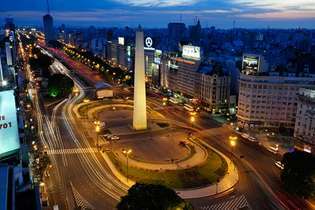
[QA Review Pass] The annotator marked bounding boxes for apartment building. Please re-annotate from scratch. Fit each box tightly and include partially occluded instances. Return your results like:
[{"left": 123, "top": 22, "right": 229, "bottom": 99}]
[
  {"left": 237, "top": 73, "right": 315, "bottom": 128},
  {"left": 294, "top": 88, "right": 315, "bottom": 153}
]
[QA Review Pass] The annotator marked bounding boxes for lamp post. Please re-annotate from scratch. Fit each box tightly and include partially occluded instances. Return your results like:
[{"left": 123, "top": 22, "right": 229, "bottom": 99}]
[
  {"left": 190, "top": 116, "right": 195, "bottom": 128},
  {"left": 95, "top": 120, "right": 101, "bottom": 149},
  {"left": 229, "top": 136, "right": 237, "bottom": 153},
  {"left": 229, "top": 135, "right": 237, "bottom": 171},
  {"left": 122, "top": 148, "right": 132, "bottom": 183}
]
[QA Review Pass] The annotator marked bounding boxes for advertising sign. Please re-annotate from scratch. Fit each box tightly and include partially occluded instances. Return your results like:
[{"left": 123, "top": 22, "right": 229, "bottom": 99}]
[
  {"left": 154, "top": 50, "right": 162, "bottom": 64},
  {"left": 118, "top": 37, "right": 125, "bottom": 46},
  {"left": 145, "top": 37, "right": 153, "bottom": 48},
  {"left": 242, "top": 55, "right": 260, "bottom": 73},
  {"left": 0, "top": 90, "right": 20, "bottom": 158},
  {"left": 182, "top": 45, "right": 200, "bottom": 60}
]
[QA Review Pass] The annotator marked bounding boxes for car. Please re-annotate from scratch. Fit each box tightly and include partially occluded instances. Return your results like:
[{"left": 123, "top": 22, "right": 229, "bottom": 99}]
[
  {"left": 248, "top": 136, "right": 258, "bottom": 142},
  {"left": 275, "top": 161, "right": 284, "bottom": 170},
  {"left": 111, "top": 135, "right": 120, "bottom": 141},
  {"left": 103, "top": 134, "right": 113, "bottom": 139},
  {"left": 241, "top": 133, "right": 249, "bottom": 139}
]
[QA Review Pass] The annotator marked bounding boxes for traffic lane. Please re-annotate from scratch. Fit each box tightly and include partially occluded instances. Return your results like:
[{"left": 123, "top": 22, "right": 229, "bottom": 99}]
[
  {"left": 65, "top": 153, "right": 117, "bottom": 210},
  {"left": 202, "top": 134, "right": 279, "bottom": 210},
  {"left": 199, "top": 127, "right": 309, "bottom": 209}
]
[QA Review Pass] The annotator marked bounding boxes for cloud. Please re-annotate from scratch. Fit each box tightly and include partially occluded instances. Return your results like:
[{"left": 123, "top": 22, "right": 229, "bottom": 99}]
[
  {"left": 0, "top": 8, "right": 239, "bottom": 22},
  {"left": 240, "top": 10, "right": 315, "bottom": 19},
  {"left": 111, "top": 0, "right": 200, "bottom": 7},
  {"left": 230, "top": 0, "right": 315, "bottom": 10}
]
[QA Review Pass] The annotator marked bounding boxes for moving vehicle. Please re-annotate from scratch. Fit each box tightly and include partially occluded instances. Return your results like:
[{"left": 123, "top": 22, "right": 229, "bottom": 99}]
[
  {"left": 184, "top": 104, "right": 195, "bottom": 112},
  {"left": 275, "top": 161, "right": 284, "bottom": 170},
  {"left": 94, "top": 82, "right": 113, "bottom": 99}
]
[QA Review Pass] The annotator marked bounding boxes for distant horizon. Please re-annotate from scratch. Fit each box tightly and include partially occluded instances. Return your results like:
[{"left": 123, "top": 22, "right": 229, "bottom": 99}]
[
  {"left": 3, "top": 17, "right": 315, "bottom": 30},
  {"left": 1, "top": 0, "right": 315, "bottom": 29}
]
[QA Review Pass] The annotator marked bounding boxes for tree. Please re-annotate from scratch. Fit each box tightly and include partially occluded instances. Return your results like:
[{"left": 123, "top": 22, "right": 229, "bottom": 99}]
[
  {"left": 47, "top": 74, "right": 74, "bottom": 98},
  {"left": 281, "top": 151, "right": 315, "bottom": 198},
  {"left": 117, "top": 183, "right": 193, "bottom": 210},
  {"left": 29, "top": 48, "right": 54, "bottom": 78}
]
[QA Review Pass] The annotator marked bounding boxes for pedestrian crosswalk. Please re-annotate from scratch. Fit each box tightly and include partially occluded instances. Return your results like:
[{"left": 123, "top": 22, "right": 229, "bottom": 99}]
[
  {"left": 70, "top": 182, "right": 95, "bottom": 210},
  {"left": 46, "top": 148, "right": 98, "bottom": 155},
  {"left": 200, "top": 195, "right": 250, "bottom": 210}
]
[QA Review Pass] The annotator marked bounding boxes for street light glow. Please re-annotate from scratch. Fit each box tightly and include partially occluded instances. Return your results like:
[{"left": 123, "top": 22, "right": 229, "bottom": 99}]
[
  {"left": 122, "top": 148, "right": 132, "bottom": 155},
  {"left": 229, "top": 136, "right": 238, "bottom": 147}
]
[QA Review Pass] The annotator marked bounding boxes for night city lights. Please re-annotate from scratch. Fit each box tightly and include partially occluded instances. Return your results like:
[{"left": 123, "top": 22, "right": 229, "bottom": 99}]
[{"left": 0, "top": 0, "right": 315, "bottom": 210}]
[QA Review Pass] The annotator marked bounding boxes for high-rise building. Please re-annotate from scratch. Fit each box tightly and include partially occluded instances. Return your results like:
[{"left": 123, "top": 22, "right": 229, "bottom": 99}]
[
  {"left": 237, "top": 73, "right": 315, "bottom": 129},
  {"left": 4, "top": 18, "right": 15, "bottom": 33},
  {"left": 189, "top": 19, "right": 202, "bottom": 44},
  {"left": 294, "top": 88, "right": 315, "bottom": 153},
  {"left": 168, "top": 22, "right": 186, "bottom": 41},
  {"left": 160, "top": 53, "right": 230, "bottom": 111},
  {"left": 43, "top": 14, "right": 54, "bottom": 44}
]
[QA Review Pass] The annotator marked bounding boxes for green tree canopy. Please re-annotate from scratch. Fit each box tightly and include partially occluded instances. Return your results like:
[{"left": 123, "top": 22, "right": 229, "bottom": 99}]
[
  {"left": 281, "top": 151, "right": 315, "bottom": 198},
  {"left": 29, "top": 47, "right": 54, "bottom": 78},
  {"left": 47, "top": 74, "right": 74, "bottom": 98},
  {"left": 117, "top": 183, "right": 193, "bottom": 210}
]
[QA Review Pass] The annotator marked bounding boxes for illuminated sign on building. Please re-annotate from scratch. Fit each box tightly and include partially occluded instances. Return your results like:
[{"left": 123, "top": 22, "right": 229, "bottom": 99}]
[
  {"left": 154, "top": 50, "right": 162, "bottom": 64},
  {"left": 145, "top": 37, "right": 153, "bottom": 48},
  {"left": 118, "top": 37, "right": 125, "bottom": 46},
  {"left": 182, "top": 45, "right": 200, "bottom": 60},
  {"left": 0, "top": 90, "right": 20, "bottom": 158},
  {"left": 242, "top": 55, "right": 260, "bottom": 74}
]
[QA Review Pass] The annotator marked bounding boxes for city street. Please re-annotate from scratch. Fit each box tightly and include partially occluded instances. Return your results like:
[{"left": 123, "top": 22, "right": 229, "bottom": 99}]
[{"left": 33, "top": 49, "right": 312, "bottom": 210}]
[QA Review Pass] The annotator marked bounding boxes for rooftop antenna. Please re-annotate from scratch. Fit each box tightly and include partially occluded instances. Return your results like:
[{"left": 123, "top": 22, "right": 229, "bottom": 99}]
[{"left": 46, "top": 0, "right": 50, "bottom": 14}]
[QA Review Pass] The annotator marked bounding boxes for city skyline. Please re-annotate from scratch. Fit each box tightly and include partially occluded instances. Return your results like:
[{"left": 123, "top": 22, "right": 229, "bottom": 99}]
[{"left": 1, "top": 0, "right": 315, "bottom": 28}]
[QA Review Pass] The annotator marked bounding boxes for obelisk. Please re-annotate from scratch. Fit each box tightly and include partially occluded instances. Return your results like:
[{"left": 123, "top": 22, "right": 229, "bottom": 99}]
[{"left": 133, "top": 27, "right": 147, "bottom": 130}]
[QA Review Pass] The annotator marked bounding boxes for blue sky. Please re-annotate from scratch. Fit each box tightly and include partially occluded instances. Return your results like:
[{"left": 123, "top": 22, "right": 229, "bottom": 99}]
[{"left": 1, "top": 0, "right": 315, "bottom": 28}]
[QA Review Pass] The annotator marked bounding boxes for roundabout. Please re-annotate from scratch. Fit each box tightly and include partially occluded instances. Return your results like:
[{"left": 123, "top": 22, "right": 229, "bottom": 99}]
[{"left": 75, "top": 100, "right": 232, "bottom": 190}]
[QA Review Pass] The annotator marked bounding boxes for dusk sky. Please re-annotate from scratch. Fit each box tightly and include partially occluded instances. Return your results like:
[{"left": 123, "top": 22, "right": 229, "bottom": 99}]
[{"left": 1, "top": 0, "right": 315, "bottom": 28}]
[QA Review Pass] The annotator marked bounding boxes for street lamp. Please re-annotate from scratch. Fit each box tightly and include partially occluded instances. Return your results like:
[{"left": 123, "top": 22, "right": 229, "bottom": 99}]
[
  {"left": 229, "top": 136, "right": 237, "bottom": 149},
  {"left": 122, "top": 148, "right": 132, "bottom": 183},
  {"left": 95, "top": 124, "right": 101, "bottom": 149},
  {"left": 229, "top": 136, "right": 237, "bottom": 171},
  {"left": 190, "top": 116, "right": 195, "bottom": 127}
]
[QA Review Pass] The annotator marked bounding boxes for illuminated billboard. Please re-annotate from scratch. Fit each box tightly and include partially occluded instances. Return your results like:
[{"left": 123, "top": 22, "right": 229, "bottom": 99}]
[
  {"left": 182, "top": 45, "right": 200, "bottom": 60},
  {"left": 242, "top": 55, "right": 260, "bottom": 74},
  {"left": 0, "top": 90, "right": 20, "bottom": 158},
  {"left": 118, "top": 37, "right": 125, "bottom": 46},
  {"left": 154, "top": 50, "right": 162, "bottom": 64}
]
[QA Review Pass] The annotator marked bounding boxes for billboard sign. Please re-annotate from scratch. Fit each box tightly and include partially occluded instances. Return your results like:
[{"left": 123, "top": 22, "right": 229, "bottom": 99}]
[
  {"left": 0, "top": 90, "right": 20, "bottom": 158},
  {"left": 182, "top": 45, "right": 200, "bottom": 60},
  {"left": 242, "top": 55, "right": 260, "bottom": 73},
  {"left": 154, "top": 50, "right": 162, "bottom": 64},
  {"left": 118, "top": 37, "right": 125, "bottom": 46}
]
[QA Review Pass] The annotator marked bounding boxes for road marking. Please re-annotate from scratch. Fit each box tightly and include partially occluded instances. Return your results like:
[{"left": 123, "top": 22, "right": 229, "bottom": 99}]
[
  {"left": 46, "top": 148, "right": 98, "bottom": 155},
  {"left": 200, "top": 195, "right": 251, "bottom": 210},
  {"left": 70, "top": 182, "right": 95, "bottom": 210}
]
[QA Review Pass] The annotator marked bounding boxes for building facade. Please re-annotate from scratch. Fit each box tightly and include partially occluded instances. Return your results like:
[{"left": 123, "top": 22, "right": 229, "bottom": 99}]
[
  {"left": 160, "top": 55, "right": 230, "bottom": 110},
  {"left": 43, "top": 14, "right": 54, "bottom": 44},
  {"left": 237, "top": 73, "right": 315, "bottom": 129},
  {"left": 294, "top": 88, "right": 315, "bottom": 153}
]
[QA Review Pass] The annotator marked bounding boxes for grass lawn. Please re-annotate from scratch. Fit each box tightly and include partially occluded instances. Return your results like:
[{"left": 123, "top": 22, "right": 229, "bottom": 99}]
[{"left": 107, "top": 149, "right": 227, "bottom": 189}]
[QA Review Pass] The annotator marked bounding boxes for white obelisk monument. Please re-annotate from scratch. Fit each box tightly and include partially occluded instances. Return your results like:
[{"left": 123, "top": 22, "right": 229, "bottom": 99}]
[{"left": 133, "top": 27, "right": 147, "bottom": 130}]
